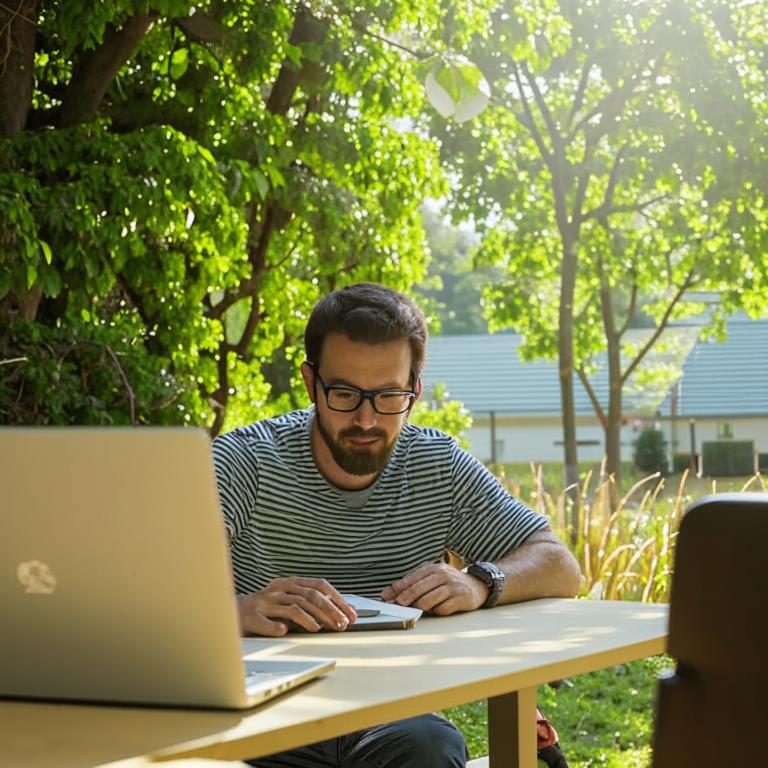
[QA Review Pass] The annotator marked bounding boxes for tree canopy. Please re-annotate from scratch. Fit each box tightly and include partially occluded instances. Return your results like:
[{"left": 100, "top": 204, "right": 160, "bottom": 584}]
[
  {"left": 428, "top": 0, "right": 768, "bottom": 496},
  {"left": 0, "top": 1, "right": 451, "bottom": 432}
]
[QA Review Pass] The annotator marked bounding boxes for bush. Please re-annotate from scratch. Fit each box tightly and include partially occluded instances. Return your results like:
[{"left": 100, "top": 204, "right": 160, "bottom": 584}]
[
  {"left": 633, "top": 428, "right": 668, "bottom": 475},
  {"left": 410, "top": 382, "right": 473, "bottom": 448}
]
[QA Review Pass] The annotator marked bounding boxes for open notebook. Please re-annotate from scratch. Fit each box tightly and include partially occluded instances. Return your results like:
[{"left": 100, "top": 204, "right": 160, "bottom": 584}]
[{"left": 0, "top": 427, "right": 334, "bottom": 709}]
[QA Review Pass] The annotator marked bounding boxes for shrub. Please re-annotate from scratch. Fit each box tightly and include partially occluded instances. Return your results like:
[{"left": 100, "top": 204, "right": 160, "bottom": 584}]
[{"left": 633, "top": 427, "right": 669, "bottom": 475}]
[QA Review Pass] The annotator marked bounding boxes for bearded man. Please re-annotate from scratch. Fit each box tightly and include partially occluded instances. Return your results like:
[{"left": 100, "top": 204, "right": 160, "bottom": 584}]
[{"left": 213, "top": 282, "right": 581, "bottom": 768}]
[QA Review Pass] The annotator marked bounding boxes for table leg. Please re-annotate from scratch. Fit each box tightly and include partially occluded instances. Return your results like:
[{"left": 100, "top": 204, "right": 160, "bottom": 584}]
[{"left": 487, "top": 685, "right": 537, "bottom": 768}]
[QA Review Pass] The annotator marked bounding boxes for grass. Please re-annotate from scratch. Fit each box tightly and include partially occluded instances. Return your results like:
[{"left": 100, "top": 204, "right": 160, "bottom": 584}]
[
  {"left": 441, "top": 464, "right": 766, "bottom": 764},
  {"left": 442, "top": 654, "right": 672, "bottom": 765}
]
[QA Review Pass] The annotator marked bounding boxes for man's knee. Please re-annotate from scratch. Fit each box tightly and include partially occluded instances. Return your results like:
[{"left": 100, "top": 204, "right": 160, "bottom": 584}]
[
  {"left": 401, "top": 714, "right": 467, "bottom": 766},
  {"left": 344, "top": 713, "right": 467, "bottom": 768}
]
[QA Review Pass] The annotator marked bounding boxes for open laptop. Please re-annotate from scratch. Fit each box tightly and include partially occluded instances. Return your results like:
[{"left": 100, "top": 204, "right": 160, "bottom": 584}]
[{"left": 0, "top": 427, "right": 335, "bottom": 709}]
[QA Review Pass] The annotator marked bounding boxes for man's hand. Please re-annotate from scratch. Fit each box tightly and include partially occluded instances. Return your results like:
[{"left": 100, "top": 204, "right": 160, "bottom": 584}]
[
  {"left": 237, "top": 577, "right": 357, "bottom": 637},
  {"left": 380, "top": 563, "right": 488, "bottom": 615}
]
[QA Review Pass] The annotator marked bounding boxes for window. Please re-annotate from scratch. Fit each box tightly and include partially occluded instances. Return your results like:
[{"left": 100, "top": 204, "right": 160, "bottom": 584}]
[{"left": 717, "top": 422, "right": 734, "bottom": 439}]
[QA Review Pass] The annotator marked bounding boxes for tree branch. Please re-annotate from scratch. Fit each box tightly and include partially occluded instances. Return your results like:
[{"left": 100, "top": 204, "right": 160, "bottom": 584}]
[
  {"left": 577, "top": 366, "right": 607, "bottom": 428},
  {"left": 511, "top": 61, "right": 552, "bottom": 166},
  {"left": 566, "top": 56, "right": 593, "bottom": 131},
  {"left": 582, "top": 191, "right": 669, "bottom": 223},
  {"left": 621, "top": 268, "right": 698, "bottom": 384},
  {"left": 520, "top": 61, "right": 562, "bottom": 155},
  {"left": 55, "top": 11, "right": 157, "bottom": 128}
]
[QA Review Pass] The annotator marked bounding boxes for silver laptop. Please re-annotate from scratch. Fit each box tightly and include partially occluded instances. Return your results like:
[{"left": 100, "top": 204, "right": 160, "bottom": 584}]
[{"left": 0, "top": 427, "right": 335, "bottom": 709}]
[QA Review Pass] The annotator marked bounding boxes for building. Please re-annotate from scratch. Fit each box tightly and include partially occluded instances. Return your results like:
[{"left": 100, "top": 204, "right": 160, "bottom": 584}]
[
  {"left": 421, "top": 327, "right": 699, "bottom": 465},
  {"left": 657, "top": 315, "right": 768, "bottom": 473},
  {"left": 422, "top": 316, "right": 768, "bottom": 469}
]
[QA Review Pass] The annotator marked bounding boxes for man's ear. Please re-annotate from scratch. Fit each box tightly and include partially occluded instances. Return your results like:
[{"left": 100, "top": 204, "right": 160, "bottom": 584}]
[
  {"left": 300, "top": 361, "right": 316, "bottom": 403},
  {"left": 406, "top": 376, "right": 423, "bottom": 415}
]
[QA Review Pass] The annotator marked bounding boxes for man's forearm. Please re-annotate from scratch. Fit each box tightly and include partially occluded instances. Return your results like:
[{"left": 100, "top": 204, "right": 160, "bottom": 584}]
[{"left": 493, "top": 529, "right": 582, "bottom": 604}]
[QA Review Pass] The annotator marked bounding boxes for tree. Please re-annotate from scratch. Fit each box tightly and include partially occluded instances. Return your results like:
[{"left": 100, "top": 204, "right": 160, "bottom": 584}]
[
  {"left": 428, "top": 0, "right": 768, "bottom": 521},
  {"left": 0, "top": 1, "right": 449, "bottom": 432}
]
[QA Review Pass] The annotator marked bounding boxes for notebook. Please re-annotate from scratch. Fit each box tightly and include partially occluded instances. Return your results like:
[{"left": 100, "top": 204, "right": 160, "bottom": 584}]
[{"left": 0, "top": 427, "right": 335, "bottom": 709}]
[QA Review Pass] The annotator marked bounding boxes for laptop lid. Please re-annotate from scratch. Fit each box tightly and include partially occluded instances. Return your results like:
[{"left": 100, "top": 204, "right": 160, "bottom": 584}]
[{"left": 0, "top": 427, "right": 334, "bottom": 709}]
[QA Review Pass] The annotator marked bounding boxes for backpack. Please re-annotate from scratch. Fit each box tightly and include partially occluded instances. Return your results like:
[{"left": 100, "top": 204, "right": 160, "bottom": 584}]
[{"left": 537, "top": 708, "right": 569, "bottom": 768}]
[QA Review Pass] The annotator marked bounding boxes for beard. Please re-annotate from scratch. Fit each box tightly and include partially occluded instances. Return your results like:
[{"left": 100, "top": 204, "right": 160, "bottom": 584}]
[{"left": 315, "top": 412, "right": 400, "bottom": 476}]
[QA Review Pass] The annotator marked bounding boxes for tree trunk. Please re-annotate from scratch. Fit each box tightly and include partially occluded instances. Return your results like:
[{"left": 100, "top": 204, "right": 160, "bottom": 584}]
[
  {"left": 601, "top": 276, "right": 624, "bottom": 504},
  {"left": 559, "top": 236, "right": 580, "bottom": 542},
  {"left": 604, "top": 376, "right": 623, "bottom": 505},
  {"left": 0, "top": 0, "right": 37, "bottom": 138},
  {"left": 0, "top": 1, "right": 38, "bottom": 322}
]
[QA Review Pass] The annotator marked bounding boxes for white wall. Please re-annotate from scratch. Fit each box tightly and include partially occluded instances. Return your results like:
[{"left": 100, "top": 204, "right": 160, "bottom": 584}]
[
  {"left": 464, "top": 415, "right": 642, "bottom": 465},
  {"left": 461, "top": 413, "right": 768, "bottom": 470},
  {"left": 664, "top": 415, "right": 768, "bottom": 469}
]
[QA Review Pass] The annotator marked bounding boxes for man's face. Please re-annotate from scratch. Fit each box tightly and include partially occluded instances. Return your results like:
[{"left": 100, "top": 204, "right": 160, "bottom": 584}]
[{"left": 303, "top": 333, "right": 418, "bottom": 478}]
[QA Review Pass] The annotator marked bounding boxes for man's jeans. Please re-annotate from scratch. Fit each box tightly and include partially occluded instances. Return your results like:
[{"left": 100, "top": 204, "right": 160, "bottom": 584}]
[{"left": 248, "top": 713, "right": 468, "bottom": 768}]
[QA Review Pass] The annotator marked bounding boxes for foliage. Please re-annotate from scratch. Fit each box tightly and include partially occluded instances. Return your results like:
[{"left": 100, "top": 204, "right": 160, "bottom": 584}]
[
  {"left": 414, "top": 207, "right": 499, "bottom": 335},
  {"left": 0, "top": 317, "right": 202, "bottom": 424},
  {"left": 0, "top": 0, "right": 454, "bottom": 432},
  {"left": 410, "top": 382, "right": 473, "bottom": 448},
  {"left": 633, "top": 428, "right": 669, "bottom": 476}
]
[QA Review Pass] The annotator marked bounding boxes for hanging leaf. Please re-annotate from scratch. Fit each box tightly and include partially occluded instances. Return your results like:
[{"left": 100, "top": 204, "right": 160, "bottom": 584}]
[
  {"left": 170, "top": 48, "right": 189, "bottom": 80},
  {"left": 424, "top": 54, "right": 491, "bottom": 123}
]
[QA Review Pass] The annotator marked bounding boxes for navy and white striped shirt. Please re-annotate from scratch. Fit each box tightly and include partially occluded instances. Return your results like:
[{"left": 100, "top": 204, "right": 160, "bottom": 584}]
[{"left": 212, "top": 407, "right": 548, "bottom": 598}]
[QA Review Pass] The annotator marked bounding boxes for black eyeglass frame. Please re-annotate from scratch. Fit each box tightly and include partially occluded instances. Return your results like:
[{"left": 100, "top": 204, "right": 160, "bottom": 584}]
[{"left": 309, "top": 364, "right": 417, "bottom": 415}]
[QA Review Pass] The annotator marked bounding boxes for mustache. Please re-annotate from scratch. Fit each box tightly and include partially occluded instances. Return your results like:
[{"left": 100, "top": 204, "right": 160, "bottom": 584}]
[{"left": 339, "top": 427, "right": 387, "bottom": 440}]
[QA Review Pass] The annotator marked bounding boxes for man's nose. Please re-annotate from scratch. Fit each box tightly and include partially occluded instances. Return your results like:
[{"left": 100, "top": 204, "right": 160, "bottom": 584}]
[{"left": 352, "top": 397, "right": 379, "bottom": 428}]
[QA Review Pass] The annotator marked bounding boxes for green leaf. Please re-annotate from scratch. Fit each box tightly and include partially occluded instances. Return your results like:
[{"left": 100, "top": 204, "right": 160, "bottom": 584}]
[
  {"left": 42, "top": 269, "right": 62, "bottom": 297},
  {"left": 26, "top": 264, "right": 38, "bottom": 289},
  {"left": 424, "top": 55, "right": 491, "bottom": 123},
  {"left": 253, "top": 169, "right": 269, "bottom": 199},
  {"left": 284, "top": 42, "right": 302, "bottom": 67},
  {"left": 0, "top": 270, "right": 11, "bottom": 299},
  {"left": 170, "top": 48, "right": 189, "bottom": 80},
  {"left": 265, "top": 164, "right": 284, "bottom": 188},
  {"left": 197, "top": 145, "right": 215, "bottom": 164},
  {"left": 40, "top": 240, "right": 53, "bottom": 265}
]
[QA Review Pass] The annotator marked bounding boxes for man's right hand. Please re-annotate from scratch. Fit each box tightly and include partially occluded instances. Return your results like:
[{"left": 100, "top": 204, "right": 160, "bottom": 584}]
[{"left": 237, "top": 577, "right": 357, "bottom": 637}]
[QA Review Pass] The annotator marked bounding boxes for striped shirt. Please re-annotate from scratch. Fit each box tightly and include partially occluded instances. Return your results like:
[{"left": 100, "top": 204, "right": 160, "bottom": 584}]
[{"left": 212, "top": 407, "right": 548, "bottom": 598}]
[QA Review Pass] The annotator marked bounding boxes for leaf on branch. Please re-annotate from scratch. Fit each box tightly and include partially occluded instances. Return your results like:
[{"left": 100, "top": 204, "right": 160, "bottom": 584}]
[
  {"left": 170, "top": 48, "right": 189, "bottom": 81},
  {"left": 424, "top": 54, "right": 491, "bottom": 123}
]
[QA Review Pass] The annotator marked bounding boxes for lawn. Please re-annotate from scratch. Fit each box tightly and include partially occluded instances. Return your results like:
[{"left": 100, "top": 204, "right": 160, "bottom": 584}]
[{"left": 442, "top": 654, "right": 672, "bottom": 766}]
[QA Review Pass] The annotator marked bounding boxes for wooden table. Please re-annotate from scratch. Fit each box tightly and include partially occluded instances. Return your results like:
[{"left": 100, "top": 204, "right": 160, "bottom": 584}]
[{"left": 0, "top": 598, "right": 668, "bottom": 768}]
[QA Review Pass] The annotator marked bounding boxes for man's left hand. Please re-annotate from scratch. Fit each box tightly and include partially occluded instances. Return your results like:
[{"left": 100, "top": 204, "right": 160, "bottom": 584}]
[{"left": 380, "top": 563, "right": 488, "bottom": 615}]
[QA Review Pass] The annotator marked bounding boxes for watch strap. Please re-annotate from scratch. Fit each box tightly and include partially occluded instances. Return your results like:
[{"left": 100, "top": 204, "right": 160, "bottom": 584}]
[{"left": 467, "top": 561, "right": 506, "bottom": 609}]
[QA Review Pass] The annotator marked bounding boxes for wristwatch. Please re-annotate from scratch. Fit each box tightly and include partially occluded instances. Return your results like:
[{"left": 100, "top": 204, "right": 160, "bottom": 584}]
[{"left": 466, "top": 561, "right": 506, "bottom": 609}]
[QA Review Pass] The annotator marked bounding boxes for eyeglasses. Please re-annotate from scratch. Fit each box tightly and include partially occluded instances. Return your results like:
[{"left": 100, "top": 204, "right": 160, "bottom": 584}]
[{"left": 312, "top": 369, "right": 416, "bottom": 415}]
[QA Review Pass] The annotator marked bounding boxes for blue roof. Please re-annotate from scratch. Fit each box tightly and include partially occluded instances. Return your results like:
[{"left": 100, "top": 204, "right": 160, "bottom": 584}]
[
  {"left": 422, "top": 328, "right": 699, "bottom": 417},
  {"left": 660, "top": 317, "right": 768, "bottom": 417}
]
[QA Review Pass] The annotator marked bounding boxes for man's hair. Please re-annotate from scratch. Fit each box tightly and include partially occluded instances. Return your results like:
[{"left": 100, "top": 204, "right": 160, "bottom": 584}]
[{"left": 305, "top": 283, "right": 428, "bottom": 380}]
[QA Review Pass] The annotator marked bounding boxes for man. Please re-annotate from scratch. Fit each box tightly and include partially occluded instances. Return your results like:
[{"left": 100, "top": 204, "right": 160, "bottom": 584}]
[{"left": 213, "top": 283, "right": 581, "bottom": 768}]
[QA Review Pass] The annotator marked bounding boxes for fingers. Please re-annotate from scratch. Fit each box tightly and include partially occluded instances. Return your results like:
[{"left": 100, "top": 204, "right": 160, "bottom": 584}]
[
  {"left": 380, "top": 564, "right": 484, "bottom": 615},
  {"left": 238, "top": 578, "right": 356, "bottom": 636}
]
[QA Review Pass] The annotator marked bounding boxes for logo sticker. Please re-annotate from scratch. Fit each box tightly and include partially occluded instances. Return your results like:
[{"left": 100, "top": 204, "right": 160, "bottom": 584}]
[{"left": 17, "top": 560, "right": 58, "bottom": 595}]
